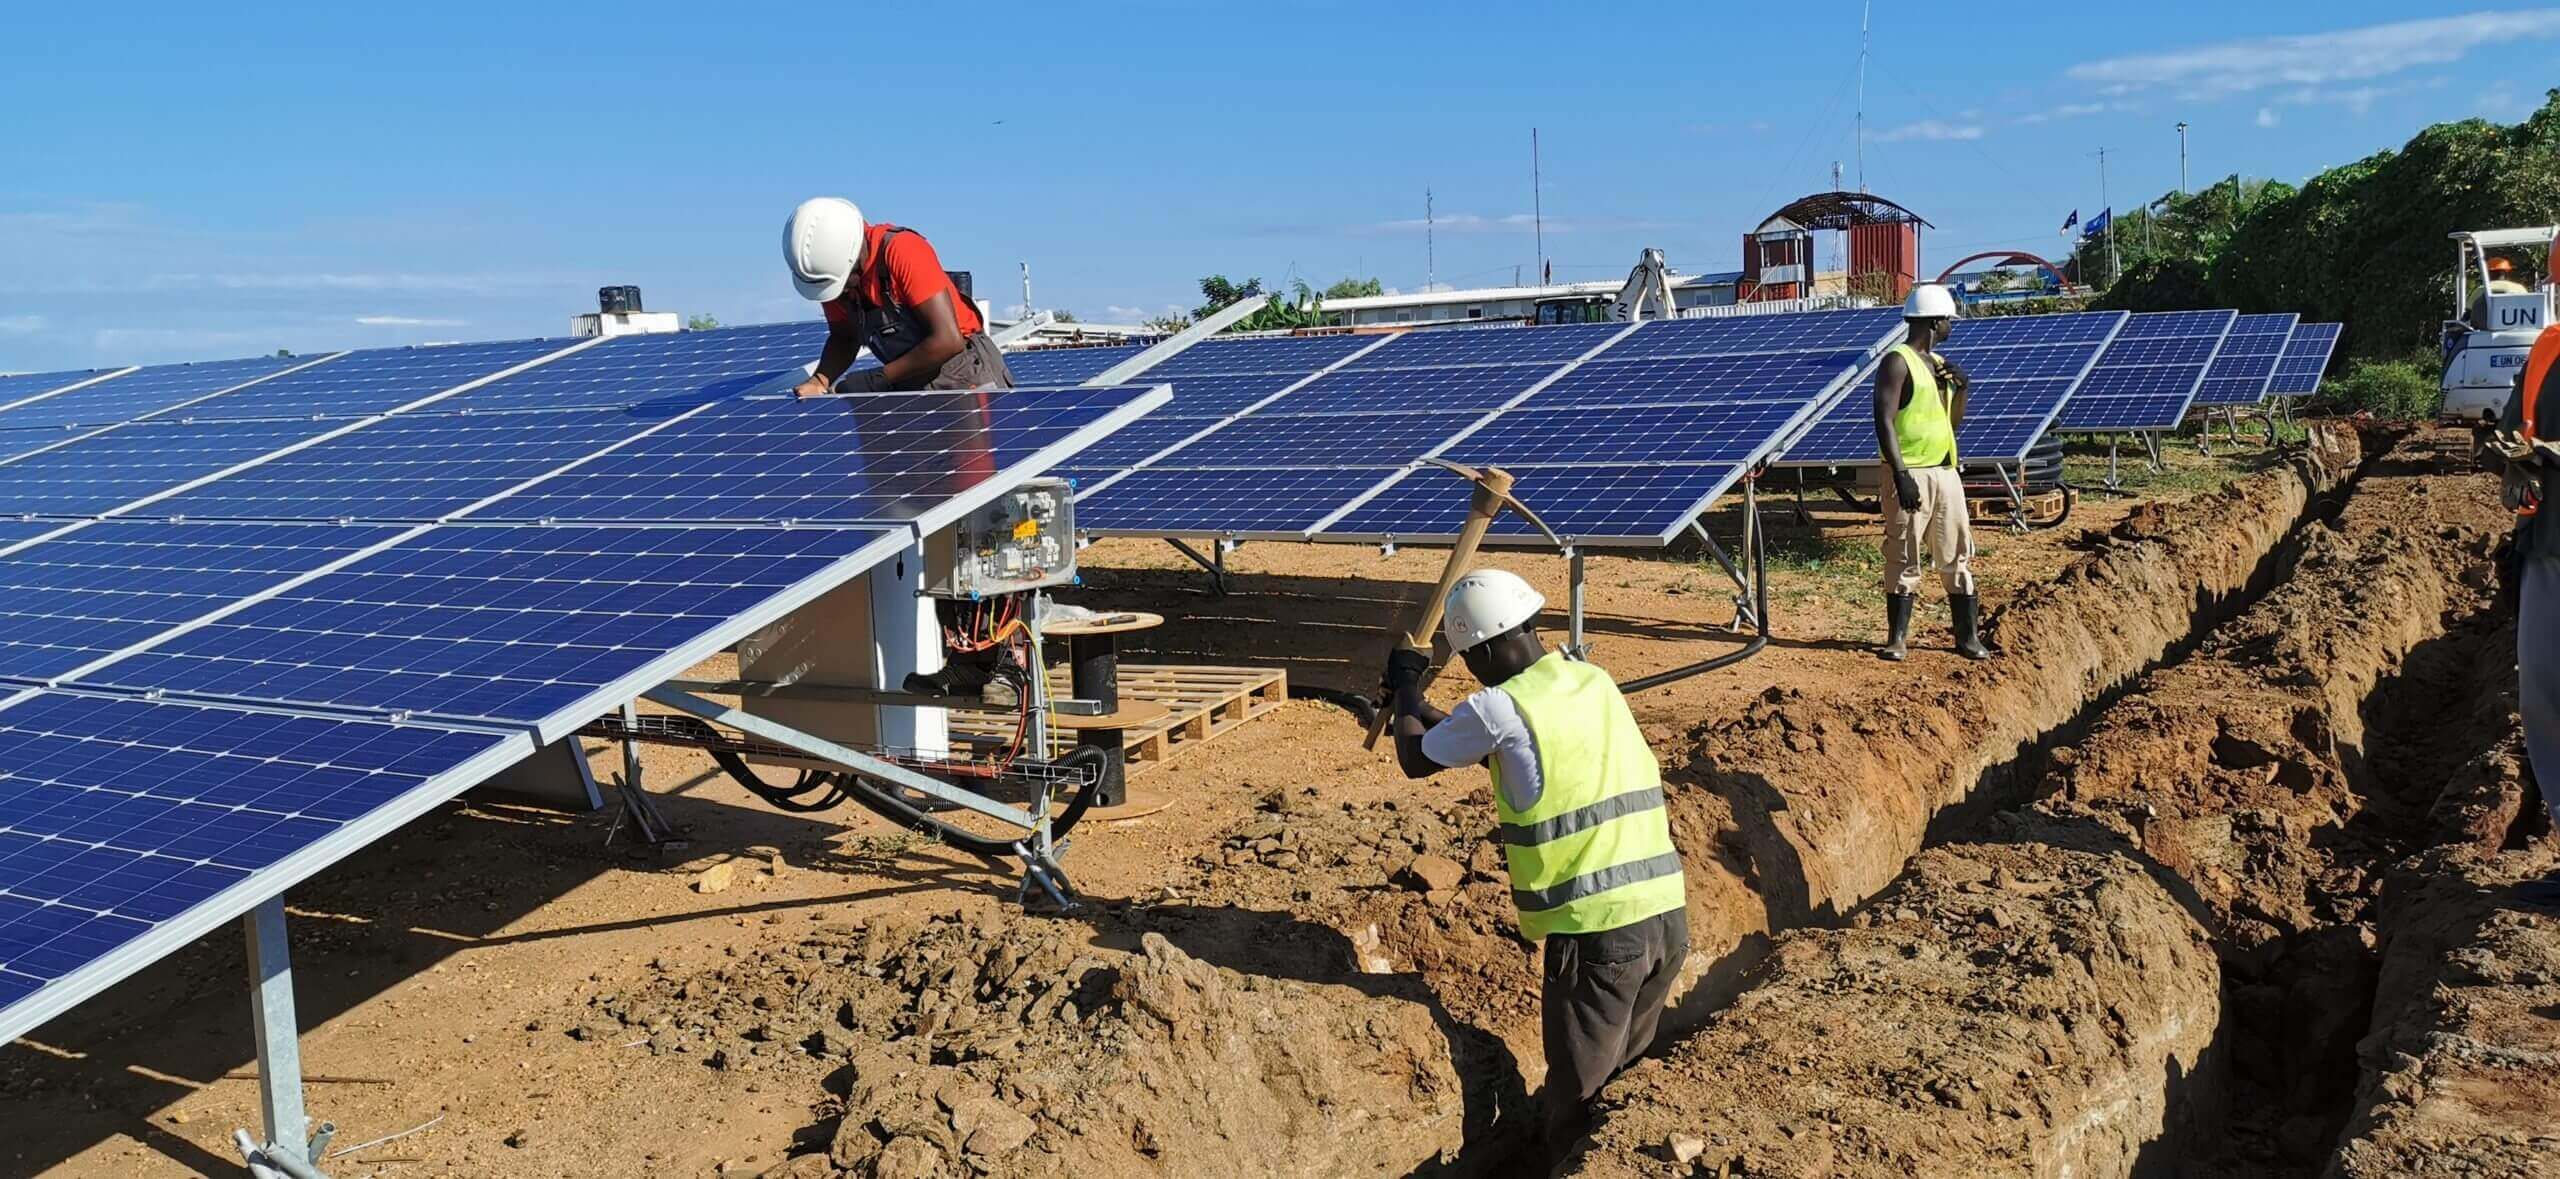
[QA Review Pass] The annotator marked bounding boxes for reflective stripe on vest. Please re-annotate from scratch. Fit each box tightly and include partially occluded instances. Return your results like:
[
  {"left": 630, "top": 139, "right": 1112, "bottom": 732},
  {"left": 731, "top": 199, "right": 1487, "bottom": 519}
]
[
  {"left": 1888, "top": 343, "right": 1957, "bottom": 469},
  {"left": 2519, "top": 325, "right": 2560, "bottom": 517},
  {"left": 1488, "top": 652, "right": 1686, "bottom": 940}
]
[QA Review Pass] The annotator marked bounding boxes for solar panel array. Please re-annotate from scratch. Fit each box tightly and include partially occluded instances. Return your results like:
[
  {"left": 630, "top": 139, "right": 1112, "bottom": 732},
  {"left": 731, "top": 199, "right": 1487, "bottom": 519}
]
[
  {"left": 2192, "top": 312, "right": 2300, "bottom": 407},
  {"left": 1071, "top": 308, "right": 1907, "bottom": 544},
  {"left": 2054, "top": 309, "right": 2237, "bottom": 432},
  {"left": 1777, "top": 311, "right": 2129, "bottom": 466},
  {"left": 2268, "top": 322, "right": 2343, "bottom": 396},
  {"left": 0, "top": 322, "right": 1164, "bottom": 1040}
]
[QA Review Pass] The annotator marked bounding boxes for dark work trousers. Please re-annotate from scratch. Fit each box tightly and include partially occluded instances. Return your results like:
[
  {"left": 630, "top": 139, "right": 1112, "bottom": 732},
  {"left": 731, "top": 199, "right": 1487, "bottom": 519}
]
[{"left": 1539, "top": 905, "right": 1689, "bottom": 1152}]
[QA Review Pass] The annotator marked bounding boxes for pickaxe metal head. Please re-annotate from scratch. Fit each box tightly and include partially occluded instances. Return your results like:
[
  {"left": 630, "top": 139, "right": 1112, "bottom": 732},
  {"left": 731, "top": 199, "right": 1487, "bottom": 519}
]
[{"left": 1415, "top": 457, "right": 1565, "bottom": 549}]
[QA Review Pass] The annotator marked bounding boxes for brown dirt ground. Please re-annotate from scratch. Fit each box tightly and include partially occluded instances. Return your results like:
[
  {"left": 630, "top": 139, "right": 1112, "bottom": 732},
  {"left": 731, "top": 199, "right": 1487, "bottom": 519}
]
[{"left": 0, "top": 440, "right": 2373, "bottom": 1178}]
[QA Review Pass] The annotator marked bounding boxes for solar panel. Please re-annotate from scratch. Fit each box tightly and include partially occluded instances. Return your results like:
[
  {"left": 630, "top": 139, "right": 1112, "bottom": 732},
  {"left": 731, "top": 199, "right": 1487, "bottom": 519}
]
[
  {"left": 1345, "top": 322, "right": 1628, "bottom": 370},
  {"left": 0, "top": 356, "right": 314, "bottom": 430},
  {"left": 0, "top": 691, "right": 520, "bottom": 1028},
  {"left": 0, "top": 418, "right": 346, "bottom": 518},
  {"left": 1523, "top": 351, "right": 1871, "bottom": 409},
  {"left": 2055, "top": 309, "right": 2235, "bottom": 432},
  {"left": 2268, "top": 322, "right": 2343, "bottom": 395},
  {"left": 1150, "top": 411, "right": 1485, "bottom": 468},
  {"left": 1140, "top": 335, "right": 1375, "bottom": 377},
  {"left": 1072, "top": 467, "right": 1395, "bottom": 537},
  {"left": 1600, "top": 308, "right": 1904, "bottom": 360},
  {"left": 81, "top": 525, "right": 902, "bottom": 727},
  {"left": 148, "top": 410, "right": 655, "bottom": 522},
  {"left": 176, "top": 338, "right": 575, "bottom": 422},
  {"left": 0, "top": 369, "right": 124, "bottom": 414},
  {"left": 0, "top": 522, "right": 403, "bottom": 679},
  {"left": 2190, "top": 312, "right": 2298, "bottom": 407},
  {"left": 1149, "top": 373, "right": 1307, "bottom": 419},
  {"left": 440, "top": 323, "right": 823, "bottom": 415},
  {"left": 1321, "top": 465, "right": 1761, "bottom": 542},
  {"left": 1447, "top": 403, "right": 1804, "bottom": 466},
  {"left": 1254, "top": 364, "right": 1557, "bottom": 414},
  {"left": 463, "top": 385, "right": 1161, "bottom": 527},
  {"left": 0, "top": 427, "right": 103, "bottom": 465},
  {"left": 999, "top": 344, "right": 1150, "bottom": 385},
  {"left": 1777, "top": 311, "right": 2127, "bottom": 466}
]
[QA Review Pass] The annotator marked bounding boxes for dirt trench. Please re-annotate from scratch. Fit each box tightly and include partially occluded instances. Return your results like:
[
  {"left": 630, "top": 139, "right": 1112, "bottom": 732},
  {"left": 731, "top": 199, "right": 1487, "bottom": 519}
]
[{"left": 1567, "top": 428, "right": 2548, "bottom": 1177}]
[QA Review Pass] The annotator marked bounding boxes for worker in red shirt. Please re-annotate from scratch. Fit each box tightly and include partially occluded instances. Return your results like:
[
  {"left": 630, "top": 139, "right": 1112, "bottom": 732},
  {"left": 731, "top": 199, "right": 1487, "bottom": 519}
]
[{"left": 784, "top": 197, "right": 1013, "bottom": 395}]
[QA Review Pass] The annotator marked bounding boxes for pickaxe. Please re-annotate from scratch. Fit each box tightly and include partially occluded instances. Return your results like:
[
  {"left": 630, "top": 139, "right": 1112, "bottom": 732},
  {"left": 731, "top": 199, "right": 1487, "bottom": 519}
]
[{"left": 1363, "top": 458, "right": 1562, "bottom": 751}]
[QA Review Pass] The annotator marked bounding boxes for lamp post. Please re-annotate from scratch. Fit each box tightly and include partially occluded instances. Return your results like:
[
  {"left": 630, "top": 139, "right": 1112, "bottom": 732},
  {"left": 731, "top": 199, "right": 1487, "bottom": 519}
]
[{"left": 2176, "top": 122, "right": 2189, "bottom": 197}]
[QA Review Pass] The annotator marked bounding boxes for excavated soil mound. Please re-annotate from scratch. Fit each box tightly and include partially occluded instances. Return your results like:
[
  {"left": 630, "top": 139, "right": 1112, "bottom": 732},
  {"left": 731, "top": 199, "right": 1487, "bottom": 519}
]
[
  {"left": 1564, "top": 841, "right": 2217, "bottom": 1178},
  {"left": 580, "top": 912, "right": 1474, "bottom": 1177},
  {"left": 2329, "top": 849, "right": 2560, "bottom": 1177}
]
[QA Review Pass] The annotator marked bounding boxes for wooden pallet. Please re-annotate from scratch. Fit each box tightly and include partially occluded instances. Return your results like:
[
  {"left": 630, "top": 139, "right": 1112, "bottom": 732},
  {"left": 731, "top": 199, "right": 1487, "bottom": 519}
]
[{"left": 950, "top": 663, "right": 1288, "bottom": 771}]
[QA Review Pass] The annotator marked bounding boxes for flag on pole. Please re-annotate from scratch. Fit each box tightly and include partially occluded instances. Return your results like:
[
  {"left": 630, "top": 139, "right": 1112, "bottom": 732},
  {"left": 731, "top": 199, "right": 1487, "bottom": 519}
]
[
  {"left": 2082, "top": 208, "right": 2111, "bottom": 239},
  {"left": 2061, "top": 209, "right": 2079, "bottom": 232}
]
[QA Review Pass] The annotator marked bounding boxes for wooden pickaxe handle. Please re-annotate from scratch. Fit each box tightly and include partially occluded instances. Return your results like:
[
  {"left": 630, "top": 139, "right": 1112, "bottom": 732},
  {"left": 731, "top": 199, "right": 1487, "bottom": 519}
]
[{"left": 1364, "top": 466, "right": 1517, "bottom": 751}]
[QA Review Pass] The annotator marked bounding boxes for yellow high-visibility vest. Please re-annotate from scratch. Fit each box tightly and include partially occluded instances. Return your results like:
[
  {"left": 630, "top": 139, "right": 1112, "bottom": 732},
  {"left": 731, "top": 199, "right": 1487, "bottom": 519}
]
[{"left": 1488, "top": 652, "right": 1686, "bottom": 940}]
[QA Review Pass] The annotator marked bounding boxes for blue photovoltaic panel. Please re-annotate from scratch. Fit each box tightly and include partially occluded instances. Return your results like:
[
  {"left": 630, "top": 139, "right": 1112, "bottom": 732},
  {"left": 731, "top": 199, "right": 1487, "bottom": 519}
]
[
  {"left": 1076, "top": 468, "right": 1396, "bottom": 536},
  {"left": 79, "top": 525, "right": 899, "bottom": 725},
  {"left": 0, "top": 522, "right": 401, "bottom": 679},
  {"left": 150, "top": 409, "right": 652, "bottom": 521},
  {"left": 1152, "top": 372, "right": 1306, "bottom": 419},
  {"left": 2190, "top": 314, "right": 2297, "bottom": 407},
  {"left": 2057, "top": 309, "right": 2235, "bottom": 432},
  {"left": 465, "top": 384, "right": 1163, "bottom": 524},
  {"left": 0, "top": 358, "right": 312, "bottom": 432},
  {"left": 0, "top": 369, "right": 120, "bottom": 412},
  {"left": 1051, "top": 416, "right": 1224, "bottom": 469},
  {"left": 0, "top": 428, "right": 93, "bottom": 465},
  {"left": 2224, "top": 313, "right": 2300, "bottom": 349},
  {"left": 1259, "top": 365, "right": 1554, "bottom": 414},
  {"left": 1448, "top": 403, "right": 1802, "bottom": 467},
  {"left": 1140, "top": 334, "right": 1374, "bottom": 377},
  {"left": 0, "top": 691, "right": 516, "bottom": 1027},
  {"left": 1324, "top": 465, "right": 1752, "bottom": 542},
  {"left": 1148, "top": 411, "right": 1483, "bottom": 468},
  {"left": 177, "top": 337, "right": 572, "bottom": 422},
  {"left": 0, "top": 355, "right": 309, "bottom": 430},
  {"left": 0, "top": 522, "right": 67, "bottom": 549},
  {"left": 2269, "top": 322, "right": 2343, "bottom": 395},
  {"left": 439, "top": 323, "right": 824, "bottom": 415},
  {"left": 998, "top": 345, "right": 1149, "bottom": 385},
  {"left": 2120, "top": 310, "right": 2239, "bottom": 338},
  {"left": 1778, "top": 311, "right": 2126, "bottom": 465},
  {"left": 1346, "top": 322, "right": 1626, "bottom": 370},
  {"left": 0, "top": 418, "right": 342, "bottom": 518},
  {"left": 1600, "top": 308, "right": 1905, "bottom": 361},
  {"left": 1520, "top": 350, "right": 1870, "bottom": 409}
]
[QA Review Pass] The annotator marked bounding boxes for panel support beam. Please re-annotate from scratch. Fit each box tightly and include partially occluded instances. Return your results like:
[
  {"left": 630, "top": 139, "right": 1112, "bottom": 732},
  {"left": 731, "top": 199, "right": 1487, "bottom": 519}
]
[
  {"left": 1164, "top": 538, "right": 1229, "bottom": 595},
  {"left": 235, "top": 898, "right": 333, "bottom": 1179}
]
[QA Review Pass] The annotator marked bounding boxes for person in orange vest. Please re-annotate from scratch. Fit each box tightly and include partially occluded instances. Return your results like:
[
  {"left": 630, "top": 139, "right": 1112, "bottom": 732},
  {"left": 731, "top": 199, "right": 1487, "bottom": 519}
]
[
  {"left": 1385, "top": 568, "right": 1689, "bottom": 1157},
  {"left": 782, "top": 197, "right": 1012, "bottom": 395},
  {"left": 2495, "top": 321, "right": 2560, "bottom": 903}
]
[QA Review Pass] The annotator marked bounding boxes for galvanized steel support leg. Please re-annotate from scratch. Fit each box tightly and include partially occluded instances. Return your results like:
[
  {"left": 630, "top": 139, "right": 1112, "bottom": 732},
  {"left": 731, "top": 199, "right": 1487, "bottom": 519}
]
[
  {"left": 1994, "top": 464, "right": 2031, "bottom": 533},
  {"left": 236, "top": 899, "right": 332, "bottom": 1179},
  {"left": 1565, "top": 548, "right": 1587, "bottom": 659},
  {"left": 1164, "top": 538, "right": 1227, "bottom": 596}
]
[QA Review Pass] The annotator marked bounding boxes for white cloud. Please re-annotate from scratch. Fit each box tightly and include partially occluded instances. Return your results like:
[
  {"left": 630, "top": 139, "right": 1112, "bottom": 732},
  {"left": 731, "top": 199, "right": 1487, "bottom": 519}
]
[
  {"left": 1875, "top": 119, "right": 1985, "bottom": 142},
  {"left": 2257, "top": 107, "right": 2281, "bottom": 128},
  {"left": 2066, "top": 10, "right": 2560, "bottom": 101},
  {"left": 2016, "top": 101, "right": 2114, "bottom": 125},
  {"left": 0, "top": 315, "right": 45, "bottom": 336},
  {"left": 354, "top": 314, "right": 465, "bottom": 327}
]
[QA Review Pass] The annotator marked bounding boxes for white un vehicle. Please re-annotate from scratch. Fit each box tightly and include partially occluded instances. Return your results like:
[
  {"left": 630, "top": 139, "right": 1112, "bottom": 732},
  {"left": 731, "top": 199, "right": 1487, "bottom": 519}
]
[{"left": 2442, "top": 226, "right": 2557, "bottom": 422}]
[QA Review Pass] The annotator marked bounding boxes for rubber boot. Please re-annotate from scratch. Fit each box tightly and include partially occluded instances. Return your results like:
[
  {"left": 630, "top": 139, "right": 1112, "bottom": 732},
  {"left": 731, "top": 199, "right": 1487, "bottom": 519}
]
[
  {"left": 1876, "top": 593, "right": 1914, "bottom": 662},
  {"left": 1950, "top": 594, "right": 1992, "bottom": 660}
]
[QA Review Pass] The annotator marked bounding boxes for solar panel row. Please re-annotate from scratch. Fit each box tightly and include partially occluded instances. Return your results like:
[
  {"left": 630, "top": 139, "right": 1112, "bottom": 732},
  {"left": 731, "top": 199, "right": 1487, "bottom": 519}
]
[
  {"left": 2053, "top": 309, "right": 2236, "bottom": 433},
  {"left": 0, "top": 318, "right": 1169, "bottom": 1041},
  {"left": 2192, "top": 313, "right": 2300, "bottom": 407},
  {"left": 1776, "top": 311, "right": 2128, "bottom": 466},
  {"left": 2268, "top": 322, "right": 2343, "bottom": 396}
]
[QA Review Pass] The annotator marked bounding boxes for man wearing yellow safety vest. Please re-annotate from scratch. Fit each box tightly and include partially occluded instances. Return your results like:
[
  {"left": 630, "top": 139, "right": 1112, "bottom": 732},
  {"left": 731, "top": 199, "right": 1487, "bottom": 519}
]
[
  {"left": 1384, "top": 568, "right": 1689, "bottom": 1155},
  {"left": 1874, "top": 283, "right": 1992, "bottom": 661},
  {"left": 2493, "top": 318, "right": 2560, "bottom": 903}
]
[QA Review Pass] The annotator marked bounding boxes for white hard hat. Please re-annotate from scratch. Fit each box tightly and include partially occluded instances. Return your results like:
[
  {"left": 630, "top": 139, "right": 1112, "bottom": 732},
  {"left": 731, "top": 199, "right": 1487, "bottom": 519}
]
[
  {"left": 784, "top": 197, "right": 866, "bottom": 302},
  {"left": 1903, "top": 283, "right": 1958, "bottom": 321},
  {"left": 1442, "top": 568, "right": 1545, "bottom": 653}
]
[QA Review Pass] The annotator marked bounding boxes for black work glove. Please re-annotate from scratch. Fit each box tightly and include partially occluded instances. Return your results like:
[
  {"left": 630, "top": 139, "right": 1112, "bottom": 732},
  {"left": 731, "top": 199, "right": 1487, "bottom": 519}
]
[
  {"left": 1382, "top": 646, "right": 1432, "bottom": 695},
  {"left": 1892, "top": 469, "right": 1922, "bottom": 509},
  {"left": 1935, "top": 354, "right": 1971, "bottom": 394}
]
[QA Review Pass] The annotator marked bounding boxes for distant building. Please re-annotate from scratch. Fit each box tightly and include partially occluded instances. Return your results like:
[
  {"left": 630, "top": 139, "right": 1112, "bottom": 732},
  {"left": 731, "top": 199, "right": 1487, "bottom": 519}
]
[{"left": 1317, "top": 271, "right": 1746, "bottom": 327}]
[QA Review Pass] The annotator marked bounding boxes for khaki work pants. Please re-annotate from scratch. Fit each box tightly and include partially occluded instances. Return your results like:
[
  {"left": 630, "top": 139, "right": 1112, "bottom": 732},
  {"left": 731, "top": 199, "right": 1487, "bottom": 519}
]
[{"left": 1882, "top": 464, "right": 1976, "bottom": 597}]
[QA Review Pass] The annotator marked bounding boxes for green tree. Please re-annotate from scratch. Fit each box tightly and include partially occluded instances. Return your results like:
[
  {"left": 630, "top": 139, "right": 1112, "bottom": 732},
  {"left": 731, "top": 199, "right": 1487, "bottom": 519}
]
[
  {"left": 273, "top": 348, "right": 293, "bottom": 358},
  {"left": 1321, "top": 277, "right": 1384, "bottom": 300},
  {"left": 1052, "top": 309, "right": 1079, "bottom": 323},
  {"left": 1192, "top": 275, "right": 1267, "bottom": 319},
  {"left": 686, "top": 313, "right": 721, "bottom": 331}
]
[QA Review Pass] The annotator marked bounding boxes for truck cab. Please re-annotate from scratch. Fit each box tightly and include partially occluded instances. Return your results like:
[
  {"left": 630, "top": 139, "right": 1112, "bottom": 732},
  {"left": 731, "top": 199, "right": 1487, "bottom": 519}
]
[{"left": 2442, "top": 227, "right": 2556, "bottom": 422}]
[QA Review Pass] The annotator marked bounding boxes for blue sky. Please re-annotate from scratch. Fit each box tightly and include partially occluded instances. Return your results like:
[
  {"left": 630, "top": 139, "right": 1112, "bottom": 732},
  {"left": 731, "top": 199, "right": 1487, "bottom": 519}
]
[{"left": 4, "top": 3, "right": 2552, "bottom": 371}]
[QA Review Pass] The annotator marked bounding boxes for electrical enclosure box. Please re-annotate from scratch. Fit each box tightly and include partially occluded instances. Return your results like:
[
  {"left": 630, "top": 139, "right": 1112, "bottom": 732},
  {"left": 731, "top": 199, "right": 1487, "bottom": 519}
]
[{"left": 926, "top": 478, "right": 1076, "bottom": 598}]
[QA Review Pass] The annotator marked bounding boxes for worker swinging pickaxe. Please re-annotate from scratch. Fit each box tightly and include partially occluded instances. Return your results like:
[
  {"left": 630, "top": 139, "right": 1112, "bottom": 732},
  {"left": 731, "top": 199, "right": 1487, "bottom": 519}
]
[{"left": 1362, "top": 458, "right": 1563, "bottom": 750}]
